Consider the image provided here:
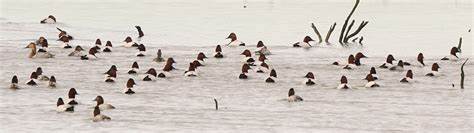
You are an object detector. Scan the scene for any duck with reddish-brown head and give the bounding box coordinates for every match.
[254,41,271,55]
[400,70,414,83]
[124,78,136,94]
[364,74,380,88]
[441,47,460,61]
[56,97,74,112]
[127,62,140,74]
[158,58,176,78]
[214,45,224,58]
[10,75,19,89]
[292,36,314,48]
[239,64,252,79]
[80,47,99,60]
[123,36,138,48]
[425,63,441,77]
[40,15,56,24]
[379,54,396,69]
[225,32,245,47]
[136,44,146,57]
[103,41,113,52]
[25,72,38,86]
[241,49,255,66]
[287,88,303,102]
[265,69,277,83]
[68,46,85,57]
[143,68,157,81]
[337,76,352,89]
[303,72,316,86]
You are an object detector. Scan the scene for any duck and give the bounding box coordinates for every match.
[354,52,367,66]
[389,60,404,71]
[337,76,352,89]
[364,74,380,88]
[68,46,85,56]
[343,55,356,69]
[104,65,117,75]
[214,45,224,58]
[66,88,79,105]
[225,32,245,46]
[379,54,396,68]
[10,75,19,89]
[265,69,277,83]
[123,36,138,48]
[241,49,255,66]
[104,68,116,82]
[35,37,49,52]
[256,62,270,73]
[56,98,74,112]
[103,41,113,52]
[366,67,379,80]
[92,106,111,122]
[35,67,50,81]
[57,27,74,41]
[136,44,146,57]
[93,95,115,111]
[239,64,252,79]
[287,88,303,102]
[158,58,176,78]
[127,62,140,74]
[441,47,460,61]
[303,72,316,85]
[58,35,72,49]
[400,70,413,83]
[417,53,425,66]
[40,15,56,24]
[80,47,99,60]
[124,78,136,94]
[93,39,102,51]
[143,68,157,81]
[135,26,144,38]
[184,62,198,77]
[25,42,54,58]
[195,52,207,66]
[256,53,267,66]
[153,49,165,62]
[49,76,56,88]
[292,36,314,48]
[25,72,38,86]
[254,41,271,55]
[426,63,440,77]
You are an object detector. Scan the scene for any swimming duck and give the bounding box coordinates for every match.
[265,69,277,83]
[225,32,245,46]
[354,52,367,66]
[136,44,146,57]
[35,67,49,81]
[241,49,255,66]
[184,62,198,77]
[255,41,271,55]
[56,27,74,41]
[103,41,113,52]
[35,37,49,52]
[239,64,252,79]
[426,63,440,77]
[379,54,396,68]
[292,36,314,48]
[389,60,404,71]
[25,42,54,58]
[256,62,270,73]
[303,72,316,85]
[67,88,79,105]
[93,39,102,51]
[68,46,85,56]
[417,53,425,66]
[256,53,267,66]
[124,78,136,94]
[143,68,157,81]
[49,76,56,88]
[214,45,224,58]
[123,36,138,48]
[400,70,413,83]
[56,98,74,112]
[343,55,356,69]
[158,58,176,78]
[40,15,56,24]
[366,67,379,80]
[10,75,19,89]
[441,47,460,61]
[135,26,144,38]
[127,62,140,74]
[58,35,72,49]
[195,52,207,66]
[26,72,38,86]
[104,68,116,82]
[337,76,352,89]
[153,49,165,62]
[364,74,380,88]
[287,88,303,102]
[93,95,115,111]
[92,106,111,122]
[80,47,99,60]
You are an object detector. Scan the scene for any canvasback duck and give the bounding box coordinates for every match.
[195,52,207,66]
[67,88,79,105]
[265,69,277,83]
[225,32,245,46]
[389,60,404,71]
[379,54,396,68]
[123,36,138,48]
[93,95,115,111]
[104,68,116,82]
[287,88,303,102]
[214,45,224,58]
[25,42,54,58]
[93,39,102,51]
[92,106,111,122]
[257,53,267,66]
[303,72,316,85]
[426,63,440,77]
[68,46,84,56]
[158,58,176,78]
[255,41,271,55]
[10,75,19,89]
[184,62,198,77]
[143,68,157,81]
[366,67,379,80]
[136,44,146,57]
[56,98,74,112]
[153,49,165,62]
[26,72,38,86]
[400,70,413,83]
[103,41,113,52]
[35,37,48,52]
[337,76,352,89]
[104,65,117,75]
[80,47,99,60]
[241,49,255,66]
[354,52,367,66]
[239,64,252,79]
[441,47,460,61]
[417,53,425,66]
[292,36,314,48]
[49,76,56,88]
[256,62,270,73]
[124,78,136,94]
[192,60,203,69]
[127,62,140,74]
[58,35,72,49]
[40,15,56,24]
[135,26,144,38]
[36,67,49,81]
[57,27,74,41]
[343,55,356,69]
[364,74,380,88]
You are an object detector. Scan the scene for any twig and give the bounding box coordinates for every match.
[352,37,359,43]
[343,20,355,43]
[214,98,218,110]
[339,0,360,46]
[461,59,468,89]
[457,37,462,53]
[311,23,323,43]
[359,36,364,45]
[325,23,336,43]
[345,21,369,43]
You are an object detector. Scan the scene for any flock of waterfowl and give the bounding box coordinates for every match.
[7,15,467,122]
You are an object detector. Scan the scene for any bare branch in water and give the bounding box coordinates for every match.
[343,20,356,43]
[339,0,360,46]
[214,98,218,110]
[352,37,359,43]
[311,23,323,43]
[345,21,369,43]
[457,37,462,53]
[461,59,468,89]
[359,36,364,45]
[325,23,337,43]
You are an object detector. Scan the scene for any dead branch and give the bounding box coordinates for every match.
[343,20,356,44]
[461,59,468,89]
[345,21,369,43]
[457,37,462,53]
[339,0,360,45]
[359,36,364,45]
[311,23,323,43]
[325,23,337,43]
[352,37,359,43]
[214,98,218,110]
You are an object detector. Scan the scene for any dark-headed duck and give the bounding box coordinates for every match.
[128,62,140,74]
[103,41,113,52]
[214,45,224,58]
[153,49,165,62]
[292,36,314,48]
[354,52,367,66]
[40,15,56,24]
[68,45,84,56]
[196,52,207,65]
[255,41,271,55]
[337,76,352,89]
[343,55,356,69]
[94,95,115,111]
[124,78,136,94]
[364,74,380,88]
[56,97,74,112]
[426,63,440,77]
[389,60,404,71]
[417,53,425,66]
[287,88,303,102]
[265,69,277,83]
[158,58,176,78]
[26,72,38,86]
[67,88,79,105]
[225,32,245,46]
[143,68,157,81]
[184,62,198,77]
[380,54,396,68]
[10,75,19,89]
[400,70,413,83]
[441,47,460,61]
[303,72,316,85]
[241,49,255,66]
[92,106,111,122]
[49,76,56,88]
[80,47,99,60]
[239,64,252,79]
[123,36,138,47]
[136,44,146,57]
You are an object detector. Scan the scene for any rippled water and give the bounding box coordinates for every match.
[0,0,472,132]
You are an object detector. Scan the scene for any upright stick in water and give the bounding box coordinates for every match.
[461,59,468,89]
[214,98,218,110]
[457,37,462,53]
